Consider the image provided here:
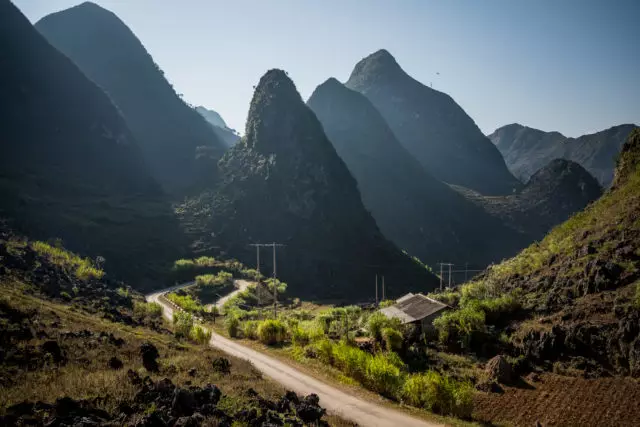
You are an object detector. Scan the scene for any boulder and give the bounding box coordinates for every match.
[171,388,196,417]
[140,342,159,372]
[211,357,231,374]
[108,357,123,370]
[485,355,514,384]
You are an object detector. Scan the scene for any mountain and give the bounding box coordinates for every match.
[0,0,184,288]
[453,159,603,240]
[36,2,226,194]
[203,70,438,299]
[345,49,521,195]
[195,106,240,147]
[489,123,637,187]
[473,127,640,376]
[308,78,528,268]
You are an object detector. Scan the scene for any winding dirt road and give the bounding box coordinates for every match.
[146,284,440,427]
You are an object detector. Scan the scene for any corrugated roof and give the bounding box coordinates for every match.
[379,293,449,324]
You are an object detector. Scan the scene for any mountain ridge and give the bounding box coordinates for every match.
[346,49,521,195]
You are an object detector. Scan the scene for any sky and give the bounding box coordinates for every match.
[15,0,640,137]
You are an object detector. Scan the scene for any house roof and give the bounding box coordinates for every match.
[380,293,449,324]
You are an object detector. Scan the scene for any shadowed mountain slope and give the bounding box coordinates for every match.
[489,123,637,187]
[0,0,185,288]
[453,159,603,240]
[308,78,528,268]
[195,106,240,147]
[203,70,438,299]
[346,49,520,195]
[36,2,226,194]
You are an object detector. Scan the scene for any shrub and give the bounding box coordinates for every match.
[32,241,104,280]
[433,305,485,348]
[226,315,240,338]
[190,325,212,344]
[332,342,368,381]
[134,301,163,319]
[194,256,217,267]
[242,320,260,340]
[428,290,460,307]
[402,372,474,418]
[166,293,203,314]
[364,353,403,398]
[315,339,334,365]
[257,319,288,345]
[382,327,403,352]
[379,299,395,308]
[173,311,194,338]
[367,312,401,342]
[172,258,196,271]
[290,325,311,347]
[195,271,233,287]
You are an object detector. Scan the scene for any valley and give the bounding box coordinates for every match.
[1,0,639,425]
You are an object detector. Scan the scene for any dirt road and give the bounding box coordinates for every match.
[147,285,440,427]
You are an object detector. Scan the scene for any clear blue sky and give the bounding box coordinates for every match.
[15,0,640,137]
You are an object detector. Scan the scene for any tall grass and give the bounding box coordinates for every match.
[402,372,474,418]
[166,293,204,313]
[31,241,104,280]
[257,319,288,345]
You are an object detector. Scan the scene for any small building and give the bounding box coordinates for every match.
[379,293,450,332]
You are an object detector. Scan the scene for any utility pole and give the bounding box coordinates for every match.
[439,262,454,290]
[439,263,443,291]
[465,263,468,282]
[375,274,378,305]
[448,263,453,288]
[382,276,386,301]
[268,242,285,318]
[249,243,265,305]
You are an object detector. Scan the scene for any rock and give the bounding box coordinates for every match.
[40,340,64,363]
[173,413,204,427]
[485,355,514,384]
[187,368,196,377]
[127,369,142,385]
[476,380,503,393]
[135,412,167,427]
[140,342,159,372]
[295,393,325,424]
[193,384,221,406]
[211,357,231,374]
[171,388,196,417]
[108,357,123,370]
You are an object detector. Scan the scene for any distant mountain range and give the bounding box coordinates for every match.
[195,106,240,147]
[201,70,438,298]
[308,78,527,267]
[0,0,185,287]
[36,2,226,195]
[489,123,637,187]
[452,159,603,240]
[346,49,521,195]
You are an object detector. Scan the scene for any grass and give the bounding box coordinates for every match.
[31,241,104,280]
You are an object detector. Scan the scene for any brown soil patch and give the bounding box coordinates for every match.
[473,373,640,426]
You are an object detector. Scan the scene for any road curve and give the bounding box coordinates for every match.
[205,279,252,313]
[147,284,441,427]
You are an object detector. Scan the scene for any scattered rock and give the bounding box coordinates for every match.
[140,342,159,372]
[486,355,514,384]
[127,369,142,385]
[40,340,65,364]
[108,356,123,370]
[187,368,197,377]
[476,380,504,393]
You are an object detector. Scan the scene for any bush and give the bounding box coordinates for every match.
[134,301,163,319]
[195,271,233,287]
[433,305,486,348]
[194,256,217,267]
[428,290,460,307]
[242,320,260,340]
[382,327,403,352]
[257,319,288,345]
[190,325,212,344]
[166,293,204,314]
[364,353,403,398]
[173,258,196,271]
[173,311,194,338]
[315,339,334,365]
[226,315,240,338]
[367,312,401,342]
[32,241,104,280]
[402,372,474,418]
[379,299,395,308]
[290,325,311,347]
[333,342,368,381]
